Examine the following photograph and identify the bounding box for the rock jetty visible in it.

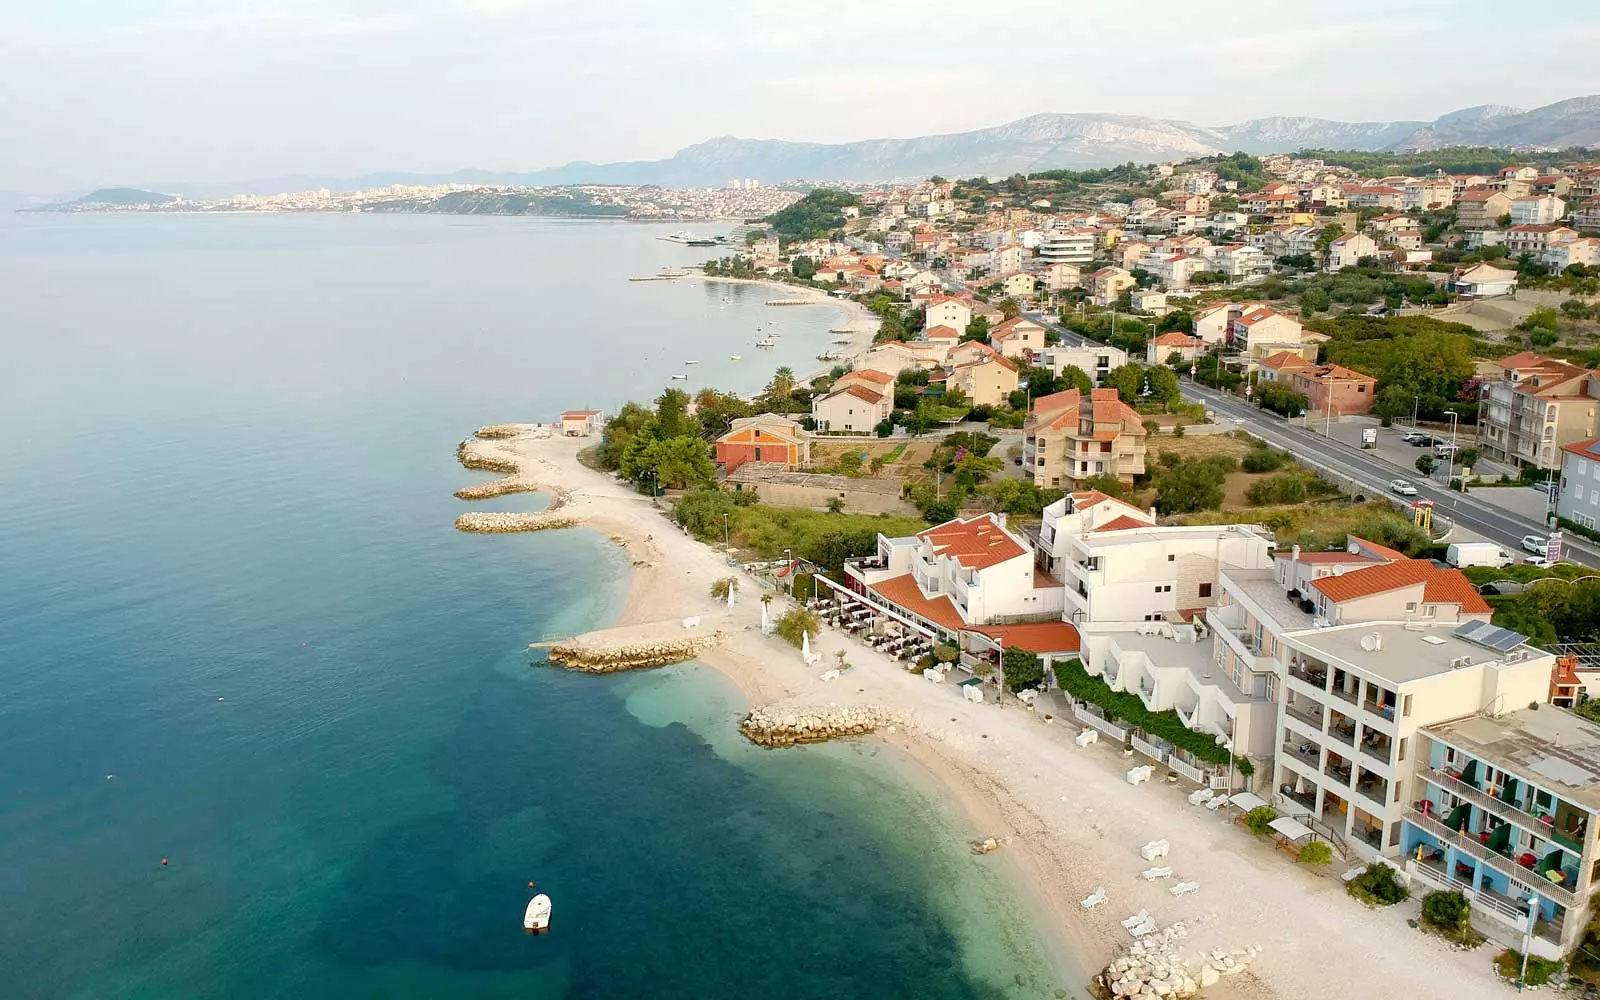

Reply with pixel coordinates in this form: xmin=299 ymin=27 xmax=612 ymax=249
xmin=473 ymin=424 xmax=522 ymax=439
xmin=453 ymin=480 xmax=546 ymax=501
xmin=1097 ymin=924 xmax=1261 ymax=999
xmin=547 ymin=631 xmax=728 ymax=673
xmin=739 ymin=705 xmax=902 ymax=747
xmin=456 ymin=439 xmax=519 ymax=474
xmin=455 ymin=512 xmax=578 ymax=534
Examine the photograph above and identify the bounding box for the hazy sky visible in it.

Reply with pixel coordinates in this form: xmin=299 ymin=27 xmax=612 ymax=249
xmin=3 ymin=0 xmax=1599 ymax=192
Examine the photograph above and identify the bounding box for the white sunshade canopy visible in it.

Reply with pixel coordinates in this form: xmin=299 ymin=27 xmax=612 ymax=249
xmin=1268 ymin=816 xmax=1315 ymax=842
xmin=1228 ymin=792 xmax=1267 ymax=814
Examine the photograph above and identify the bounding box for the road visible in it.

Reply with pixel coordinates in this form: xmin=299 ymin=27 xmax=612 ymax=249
xmin=1181 ymin=380 xmax=1597 ymax=568
xmin=1009 ymin=300 xmax=1595 ymax=567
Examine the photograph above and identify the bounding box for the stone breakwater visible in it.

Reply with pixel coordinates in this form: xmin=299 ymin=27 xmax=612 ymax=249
xmin=453 ymin=480 xmax=546 ymax=501
xmin=473 ymin=424 xmax=522 ymax=439
xmin=738 ymin=705 xmax=903 ymax=747
xmin=455 ymin=512 xmax=579 ymax=534
xmin=456 ymin=439 xmax=519 ymax=474
xmin=1097 ymin=924 xmax=1261 ymax=999
xmin=547 ymin=631 xmax=729 ymax=673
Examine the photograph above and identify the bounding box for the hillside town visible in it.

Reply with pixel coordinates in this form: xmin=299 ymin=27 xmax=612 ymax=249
xmin=552 ymin=147 xmax=1600 ymax=989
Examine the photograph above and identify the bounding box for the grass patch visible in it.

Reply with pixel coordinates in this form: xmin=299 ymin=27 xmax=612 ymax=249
xmin=1172 ymin=501 xmax=1434 ymax=556
xmin=1494 ymin=949 xmax=1563 ymax=987
xmin=1460 ymin=562 xmax=1590 ymax=586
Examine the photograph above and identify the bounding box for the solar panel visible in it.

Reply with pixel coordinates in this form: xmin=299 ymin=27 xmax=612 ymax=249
xmin=1454 ymin=619 xmax=1528 ymax=653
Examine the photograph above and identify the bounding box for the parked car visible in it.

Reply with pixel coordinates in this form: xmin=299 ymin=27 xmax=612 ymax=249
xmin=1526 ymin=557 xmax=1556 ymax=569
xmin=1389 ymin=479 xmax=1419 ymax=497
xmin=1408 ymin=435 xmax=1435 ymax=447
xmin=1401 ymin=430 xmax=1426 ymax=443
xmin=1533 ymin=481 xmax=1559 ymax=496
xmin=1434 ymin=441 xmax=1459 ymax=456
xmin=1522 ymin=534 xmax=1549 ymax=556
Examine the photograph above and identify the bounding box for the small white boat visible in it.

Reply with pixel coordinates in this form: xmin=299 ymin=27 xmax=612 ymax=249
xmin=524 ymin=893 xmax=551 ymax=933
xmin=684 ymin=360 xmax=700 ymax=365
xmin=729 ymin=354 xmax=742 ymax=361
xmin=755 ymin=337 xmax=777 ymax=348
xmin=671 ymin=372 xmax=689 ymax=380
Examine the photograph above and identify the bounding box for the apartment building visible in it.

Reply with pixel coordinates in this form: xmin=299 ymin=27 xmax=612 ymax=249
xmin=1037 ymin=228 xmax=1096 ymax=266
xmin=1479 ymin=351 xmax=1600 ymax=470
xmin=1204 ymin=243 xmax=1270 ymax=280
xmin=1228 ymin=305 xmax=1308 ymax=360
xmin=1402 ymin=179 xmax=1455 ymax=211
xmin=1557 ymin=436 xmax=1600 ymax=530
xmin=924 ymin=295 xmax=973 ymax=332
xmin=1039 ymin=261 xmax=1082 ymax=292
xmin=840 ymin=513 xmax=1070 ymax=642
xmin=1040 ymin=344 xmax=1130 ymax=385
xmin=1022 ymin=388 xmax=1148 ymax=489
xmin=1147 ymin=332 xmax=1204 ymax=366
xmin=1510 ymin=195 xmax=1568 ymax=226
xmin=1453 ymin=262 xmax=1520 ymax=297
xmin=1326 ymin=232 xmax=1381 ymax=270
xmin=1401 ymin=707 xmax=1600 ymax=959
xmin=1285 ymin=363 xmax=1378 ymax=417
xmin=1545 ymin=237 xmax=1600 ymax=272
xmin=1506 ymin=225 xmax=1578 ymax=256
xmin=1140 ymin=252 xmax=1207 ymax=290
xmin=1085 ymin=266 xmax=1137 ymax=306
xmin=945 ymin=345 xmax=1020 ymax=408
xmin=1457 ymin=188 xmax=1515 ymax=229
xmin=811 ymin=371 xmax=893 ymax=434
xmin=988 ymin=317 xmax=1047 ymax=359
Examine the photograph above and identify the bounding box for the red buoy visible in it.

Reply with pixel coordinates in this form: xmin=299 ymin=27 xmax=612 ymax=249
xmin=161 ymin=858 xmax=169 ymax=866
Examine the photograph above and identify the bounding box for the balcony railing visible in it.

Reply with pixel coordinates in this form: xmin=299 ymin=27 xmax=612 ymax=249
xmin=1407 ymin=807 xmax=1580 ymax=907
xmin=1360 ymin=740 xmax=1393 ymax=765
xmin=1362 ymin=699 xmax=1397 ymax=722
xmin=1325 ymin=763 xmax=1353 ymax=787
xmin=1421 ymin=768 xmax=1570 ymax=845
xmin=1287 ymin=663 xmax=1327 ymax=690
xmin=1329 ymin=687 xmax=1359 ymax=706
xmin=1285 ymin=700 xmax=1324 ymax=730
xmin=1327 ymin=722 xmax=1356 ymax=746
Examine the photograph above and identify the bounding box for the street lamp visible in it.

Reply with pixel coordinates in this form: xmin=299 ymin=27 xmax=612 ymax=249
xmin=1445 ymin=409 xmax=1460 ymax=491
xmin=723 ymin=512 xmax=731 ymax=553
xmin=1216 ymin=732 xmax=1234 ymax=802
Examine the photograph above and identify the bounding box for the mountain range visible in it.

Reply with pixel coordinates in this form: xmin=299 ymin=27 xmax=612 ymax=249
xmin=45 ymin=95 xmax=1600 ymax=200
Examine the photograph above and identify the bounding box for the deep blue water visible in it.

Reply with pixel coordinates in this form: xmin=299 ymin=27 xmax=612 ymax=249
xmin=0 ymin=214 xmax=1057 ymax=1000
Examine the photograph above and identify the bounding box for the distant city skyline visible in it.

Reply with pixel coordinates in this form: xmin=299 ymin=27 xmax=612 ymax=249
xmin=4 ymin=0 xmax=1599 ymax=192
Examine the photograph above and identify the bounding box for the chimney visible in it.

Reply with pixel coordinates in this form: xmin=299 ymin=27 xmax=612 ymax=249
xmin=1149 ymin=507 xmax=1157 ymax=521
xmin=1292 ymin=544 xmax=1301 ymax=563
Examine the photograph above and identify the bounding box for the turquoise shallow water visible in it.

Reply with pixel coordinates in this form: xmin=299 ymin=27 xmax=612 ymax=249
xmin=0 ymin=214 xmax=1062 ymax=999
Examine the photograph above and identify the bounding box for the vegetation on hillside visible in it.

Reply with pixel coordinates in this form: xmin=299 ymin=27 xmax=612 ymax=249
xmin=763 ymin=188 xmax=861 ymax=241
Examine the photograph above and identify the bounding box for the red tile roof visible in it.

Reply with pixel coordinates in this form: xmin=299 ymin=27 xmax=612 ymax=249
xmin=868 ymin=574 xmax=965 ymax=631
xmin=969 ymin=622 xmax=1082 ymax=654
xmin=1348 ymin=536 xmax=1408 ymax=561
xmin=918 ymin=515 xmax=1027 ymax=570
xmin=832 ymin=385 xmax=886 ymax=405
xmin=1093 ymin=514 xmax=1150 ymax=532
xmin=1308 ymin=558 xmax=1489 ymax=613
xmin=839 ymin=368 xmax=893 ymax=386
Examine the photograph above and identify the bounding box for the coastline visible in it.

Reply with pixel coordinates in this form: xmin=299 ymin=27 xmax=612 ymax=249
xmin=687 ymin=273 xmax=879 ymax=381
xmin=458 ymin=429 xmax=1523 ymax=1000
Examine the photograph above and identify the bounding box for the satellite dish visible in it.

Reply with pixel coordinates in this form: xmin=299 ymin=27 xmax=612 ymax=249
xmin=1347 ymin=541 xmax=1360 ymax=555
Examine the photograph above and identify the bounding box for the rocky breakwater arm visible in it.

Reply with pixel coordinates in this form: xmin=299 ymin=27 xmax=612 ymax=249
xmin=547 ymin=629 xmax=729 ymax=673
xmin=455 ymin=512 xmax=579 ymax=533
xmin=739 ymin=705 xmax=904 ymax=747
xmin=452 ymin=434 xmax=573 ymax=528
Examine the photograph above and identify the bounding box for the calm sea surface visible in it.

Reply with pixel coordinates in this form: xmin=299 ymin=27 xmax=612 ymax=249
xmin=0 ymin=214 xmax=1061 ymax=999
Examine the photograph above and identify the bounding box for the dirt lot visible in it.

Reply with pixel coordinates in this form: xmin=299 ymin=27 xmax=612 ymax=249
xmin=1137 ymin=432 xmax=1284 ymax=508
xmin=810 ymin=439 xmax=939 ymax=482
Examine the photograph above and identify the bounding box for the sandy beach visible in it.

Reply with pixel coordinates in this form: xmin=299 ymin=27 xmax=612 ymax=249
xmin=459 ymin=430 xmax=1518 ymax=1000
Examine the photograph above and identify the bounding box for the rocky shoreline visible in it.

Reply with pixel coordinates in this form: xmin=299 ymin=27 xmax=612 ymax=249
xmin=738 ymin=705 xmax=903 ymax=747
xmin=1096 ymin=924 xmax=1261 ymax=999
xmin=455 ymin=512 xmax=579 ymax=534
xmin=547 ymin=631 xmax=729 ymax=673
xmin=473 ymin=424 xmax=522 ymax=440
xmin=456 ymin=439 xmax=520 ymax=474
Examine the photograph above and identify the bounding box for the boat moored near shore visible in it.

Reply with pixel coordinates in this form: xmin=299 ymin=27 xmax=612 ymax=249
xmin=524 ymin=892 xmax=552 ymax=934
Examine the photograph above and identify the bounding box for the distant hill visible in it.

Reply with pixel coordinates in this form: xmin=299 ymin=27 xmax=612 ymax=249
xmin=72 ymin=188 xmax=176 ymax=206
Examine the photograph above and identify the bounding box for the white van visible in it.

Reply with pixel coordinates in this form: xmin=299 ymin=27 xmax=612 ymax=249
xmin=1445 ymin=542 xmax=1513 ymax=569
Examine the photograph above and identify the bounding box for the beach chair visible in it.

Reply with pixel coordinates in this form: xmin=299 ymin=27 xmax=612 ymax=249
xmin=1170 ymin=881 xmax=1200 ymax=897
xmin=1187 ymin=788 xmax=1214 ymax=807
xmin=1120 ymin=909 xmax=1151 ymax=931
xmin=1080 ymin=887 xmax=1108 ymax=910
xmin=1126 ymin=764 xmax=1153 ymax=786
xmin=1139 ymin=866 xmax=1174 ymax=881
xmin=1129 ymin=916 xmax=1158 ymax=938
xmin=1074 ymin=728 xmax=1098 ymax=748
xmin=1204 ymin=794 xmax=1229 ymax=812
xmin=1138 ymin=839 xmax=1171 ymax=861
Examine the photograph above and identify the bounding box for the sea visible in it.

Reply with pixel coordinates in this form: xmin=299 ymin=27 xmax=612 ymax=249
xmin=0 ymin=213 xmax=1068 ymax=1000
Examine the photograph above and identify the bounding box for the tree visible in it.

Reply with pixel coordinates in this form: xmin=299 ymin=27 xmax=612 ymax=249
xmin=1104 ymin=363 xmax=1145 ymax=403
xmin=1346 ymin=863 xmax=1409 ymax=906
xmin=1300 ymin=288 xmax=1331 ymax=315
xmin=1146 ymin=365 xmax=1181 ymax=407
xmin=1314 ymin=223 xmax=1345 ymax=254
xmin=763 ymin=187 xmax=862 ymax=240
xmin=922 ymin=497 xmax=959 ymax=523
xmin=1415 ymin=455 xmax=1437 ymax=476
xmin=766 ymin=366 xmax=797 ymax=405
xmin=1077 ymin=473 xmax=1127 ymax=498
xmin=1457 ymin=446 xmax=1481 ymax=471
xmin=774 ymin=608 xmax=820 ymax=649
xmin=641 ymin=436 xmax=717 ymax=490
xmin=672 ymin=486 xmax=738 ymax=539
xmin=1155 ymin=461 xmax=1227 ymax=514
xmin=1059 ymin=365 xmax=1095 ymax=394
xmin=1001 ymin=646 xmax=1045 ymax=692
xmin=791 ymin=255 xmax=818 ymax=280
xmin=743 ymin=229 xmax=767 ymax=246
xmin=654 ymin=387 xmax=696 ymax=439
xmin=1372 ymin=385 xmax=1412 ymax=425
xmin=963 ymin=315 xmax=991 ymax=342
xmin=709 ymin=577 xmax=739 ymax=599
xmin=998 ymin=298 xmax=1022 ymax=320
xmin=1298 ymin=841 xmax=1333 ymax=866
xmin=1245 ymin=805 xmax=1279 ymax=836
xmin=596 ymin=401 xmax=656 ymax=470
xmin=1421 ymin=891 xmax=1472 ymax=934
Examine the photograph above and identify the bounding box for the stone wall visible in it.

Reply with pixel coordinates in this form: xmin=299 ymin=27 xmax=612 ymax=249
xmin=739 ymin=705 xmax=903 ymax=747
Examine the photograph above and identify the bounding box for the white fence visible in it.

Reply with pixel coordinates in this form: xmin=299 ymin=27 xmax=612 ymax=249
xmin=1168 ymin=756 xmax=1206 ymax=784
xmin=1073 ymin=705 xmax=1128 ymax=742
xmin=1130 ymin=735 xmax=1170 ymax=764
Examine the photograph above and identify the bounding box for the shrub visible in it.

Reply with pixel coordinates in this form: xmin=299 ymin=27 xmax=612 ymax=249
xmin=1298 ymin=841 xmax=1333 ymax=866
xmin=773 ymin=608 xmax=820 ymax=649
xmin=709 ymin=577 xmax=739 ymax=600
xmin=1001 ymin=646 xmax=1045 ymax=692
xmin=1346 ymin=863 xmax=1409 ymax=906
xmin=932 ymin=643 xmax=960 ymax=664
xmin=1494 ymin=949 xmax=1563 ymax=986
xmin=1247 ymin=473 xmax=1309 ymax=505
xmin=1245 ymin=806 xmax=1278 ymax=836
xmin=1241 ymin=448 xmax=1289 ymax=473
xmin=1421 ymin=890 xmax=1471 ymax=933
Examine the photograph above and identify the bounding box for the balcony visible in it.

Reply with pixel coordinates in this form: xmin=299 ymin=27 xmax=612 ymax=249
xmin=1355 ymin=770 xmax=1390 ymax=809
xmin=1284 ymin=698 xmax=1324 ymax=731
xmin=1326 ymin=717 xmax=1356 ymax=747
xmin=1359 ymin=733 xmax=1394 ymax=765
xmin=1408 ymin=807 xmax=1580 ymax=908
xmin=1324 ymin=758 xmax=1353 ymax=787
xmin=1287 ymin=662 xmax=1327 ymax=690
xmin=1420 ymin=768 xmax=1577 ymax=845
xmin=1361 ymin=697 xmax=1397 ymax=723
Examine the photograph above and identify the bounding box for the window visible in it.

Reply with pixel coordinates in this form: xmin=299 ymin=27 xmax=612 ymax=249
xmin=1402 ymin=694 xmax=1413 ymax=718
xmin=1168 ymin=554 xmax=1176 ymax=562
xmin=1424 ymin=605 xmax=1436 ymax=617
xmin=1405 ymin=602 xmax=1417 ymax=613
xmin=1199 ymin=583 xmax=1212 ymax=598
xmin=1579 ymin=485 xmax=1586 ymax=501
xmin=1398 ymin=737 xmax=1408 ymax=762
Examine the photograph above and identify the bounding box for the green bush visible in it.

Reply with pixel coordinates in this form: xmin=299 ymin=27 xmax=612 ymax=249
xmin=1346 ymin=863 xmax=1409 ymax=906
xmin=1051 ymin=659 xmax=1241 ymax=772
xmin=773 ymin=608 xmax=820 ymax=649
xmin=1494 ymin=949 xmax=1563 ymax=986
xmin=1001 ymin=646 xmax=1045 ymax=692
xmin=932 ymin=643 xmax=960 ymax=664
xmin=1298 ymin=841 xmax=1333 ymax=865
xmin=709 ymin=577 xmax=739 ymax=600
xmin=1421 ymin=890 xmax=1472 ymax=935
xmin=1241 ymin=449 xmax=1289 ymax=473
xmin=1245 ymin=806 xmax=1279 ymax=836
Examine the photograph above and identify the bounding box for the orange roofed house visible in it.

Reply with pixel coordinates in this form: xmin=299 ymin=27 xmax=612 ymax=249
xmin=1283 ymin=362 xmax=1377 ymax=416
xmin=835 ymin=512 xmax=1079 ymax=660
xmin=1023 ymin=388 xmax=1148 ymax=489
xmin=811 ymin=369 xmax=894 ymax=434
xmin=712 ymin=413 xmax=812 ymax=475
xmin=559 ymin=409 xmax=605 ymax=436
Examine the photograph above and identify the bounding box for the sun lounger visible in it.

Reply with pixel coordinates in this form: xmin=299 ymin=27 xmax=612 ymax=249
xmin=1120 ymin=909 xmax=1151 ymax=931
xmin=1170 ymin=881 xmax=1200 ymax=897
xmin=1204 ymin=794 xmax=1229 ymax=811
xmin=1139 ymin=839 xmax=1170 ymax=861
xmin=1074 ymin=729 xmax=1098 ymax=748
xmin=1187 ymin=788 xmax=1214 ymax=806
xmin=1129 ymin=916 xmax=1159 ymax=938
xmin=1140 ymin=866 xmax=1174 ymax=881
xmin=1126 ymin=764 xmax=1153 ymax=785
xmin=1080 ymin=887 xmax=1108 ymax=910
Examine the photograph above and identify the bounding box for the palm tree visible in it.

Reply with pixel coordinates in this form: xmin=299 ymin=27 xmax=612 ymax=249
xmin=767 ymin=366 xmax=797 ymax=401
